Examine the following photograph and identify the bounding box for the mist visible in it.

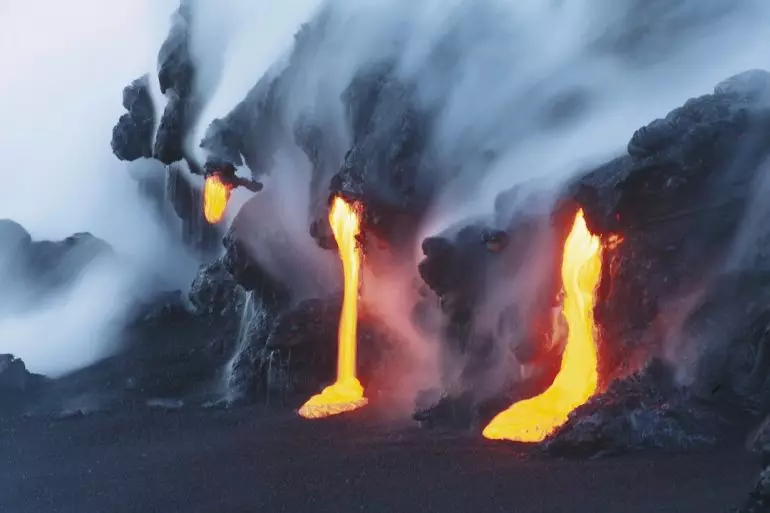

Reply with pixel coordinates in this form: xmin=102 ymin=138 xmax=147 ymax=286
xmin=180 ymin=0 xmax=770 ymax=404
xmin=3 ymin=0 xmax=769 ymax=386
xmin=0 ymin=0 xmax=193 ymax=376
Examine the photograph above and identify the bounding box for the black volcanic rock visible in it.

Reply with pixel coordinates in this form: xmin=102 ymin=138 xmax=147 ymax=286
xmin=0 ymin=221 xmax=112 ymax=310
xmin=199 ymin=17 xmax=437 ymax=255
xmin=544 ymin=360 xmax=737 ymax=457
xmin=327 ymin=64 xmax=435 ymax=252
xmin=413 ymin=70 xmax=770 ymax=434
xmin=260 ymin=295 xmax=402 ymax=398
xmin=0 ymin=355 xmax=46 ymax=416
xmin=111 ymin=75 xmax=156 ymax=162
xmin=164 ymin=164 xmax=221 ymax=257
xmin=199 ymin=72 xmax=283 ymax=174
xmin=573 ymin=69 xmax=770 ymax=382
xmin=198 ymin=12 xmax=333 ymax=176
xmin=154 ymin=3 xmax=196 ymax=166
xmin=736 ymin=414 xmax=770 ymax=512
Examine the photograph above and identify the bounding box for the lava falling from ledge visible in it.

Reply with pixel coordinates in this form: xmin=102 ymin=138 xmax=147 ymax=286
xmin=203 ymin=174 xmax=232 ymax=224
xmin=298 ymin=197 xmax=368 ymax=419
xmin=483 ymin=209 xmax=603 ymax=443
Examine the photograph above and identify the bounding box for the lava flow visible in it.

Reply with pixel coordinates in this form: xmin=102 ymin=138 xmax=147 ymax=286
xmin=203 ymin=174 xmax=232 ymax=224
xmin=483 ymin=209 xmax=603 ymax=443
xmin=298 ymin=197 xmax=368 ymax=419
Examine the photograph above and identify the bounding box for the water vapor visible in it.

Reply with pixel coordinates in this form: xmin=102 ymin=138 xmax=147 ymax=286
xmin=0 ymin=0 xmax=193 ymax=375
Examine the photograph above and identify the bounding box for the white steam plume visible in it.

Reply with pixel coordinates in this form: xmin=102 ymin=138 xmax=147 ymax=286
xmin=178 ymin=0 xmax=770 ymax=403
xmin=0 ymin=0 xmax=196 ymax=376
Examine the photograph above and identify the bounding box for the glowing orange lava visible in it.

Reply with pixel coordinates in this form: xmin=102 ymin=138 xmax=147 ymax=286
xmin=203 ymin=174 xmax=232 ymax=224
xmin=483 ymin=209 xmax=603 ymax=443
xmin=298 ymin=197 xmax=368 ymax=419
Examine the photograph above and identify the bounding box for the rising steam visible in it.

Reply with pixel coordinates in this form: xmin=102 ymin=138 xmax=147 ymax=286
xmin=3 ymin=0 xmax=770 ymax=389
xmin=0 ymin=0 xmax=195 ymax=375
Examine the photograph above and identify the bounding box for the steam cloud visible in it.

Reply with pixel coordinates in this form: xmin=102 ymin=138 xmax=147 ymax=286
xmin=0 ymin=0 xmax=194 ymax=376
xmin=2 ymin=0 xmax=770 ymax=388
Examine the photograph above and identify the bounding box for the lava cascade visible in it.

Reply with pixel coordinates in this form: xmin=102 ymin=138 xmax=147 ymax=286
xmin=298 ymin=197 xmax=368 ymax=419
xmin=203 ymin=174 xmax=232 ymax=224
xmin=483 ymin=209 xmax=603 ymax=442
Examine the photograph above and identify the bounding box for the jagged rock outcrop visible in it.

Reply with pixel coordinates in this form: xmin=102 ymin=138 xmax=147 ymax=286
xmin=574 ymin=69 xmax=770 ymax=383
xmin=544 ymin=360 xmax=742 ymax=457
xmin=0 ymin=355 xmax=46 ymax=415
xmin=0 ymin=220 xmax=112 ymax=311
xmin=412 ymin=70 xmax=770 ymax=434
xmin=102 ymin=2 xmax=770 ymax=473
xmin=327 ymin=64 xmax=435 ymax=252
xmin=111 ymin=75 xmax=155 ymax=162
xmin=735 ymin=413 xmax=770 ymax=512
xmin=154 ymin=2 xmax=198 ymax=166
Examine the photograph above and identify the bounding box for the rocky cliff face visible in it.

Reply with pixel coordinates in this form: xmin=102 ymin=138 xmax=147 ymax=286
xmin=5 ymin=0 xmax=747 ymax=477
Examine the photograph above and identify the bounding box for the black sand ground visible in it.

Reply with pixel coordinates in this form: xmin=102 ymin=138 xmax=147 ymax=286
xmin=0 ymin=405 xmax=759 ymax=513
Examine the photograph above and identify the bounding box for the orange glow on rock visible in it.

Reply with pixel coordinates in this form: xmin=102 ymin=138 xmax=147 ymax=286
xmin=203 ymin=174 xmax=232 ymax=224
xmin=298 ymin=197 xmax=368 ymax=419
xmin=604 ymin=233 xmax=624 ymax=251
xmin=483 ymin=209 xmax=603 ymax=443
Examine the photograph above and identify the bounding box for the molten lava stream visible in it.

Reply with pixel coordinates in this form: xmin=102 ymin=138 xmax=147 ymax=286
xmin=483 ymin=209 xmax=603 ymax=443
xmin=298 ymin=197 xmax=368 ymax=419
xmin=203 ymin=174 xmax=232 ymax=224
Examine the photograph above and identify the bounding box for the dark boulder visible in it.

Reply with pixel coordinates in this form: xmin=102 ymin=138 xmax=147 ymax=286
xmin=111 ymin=75 xmax=155 ymax=162
xmin=574 ymin=69 xmax=770 ymax=382
xmin=735 ymin=414 xmax=770 ymax=512
xmin=0 ymin=355 xmax=46 ymax=415
xmin=544 ymin=360 xmax=740 ymax=457
xmin=325 ymin=64 xmax=435 ymax=254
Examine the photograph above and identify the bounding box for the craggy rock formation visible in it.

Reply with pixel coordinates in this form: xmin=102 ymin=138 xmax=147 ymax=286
xmin=544 ymin=360 xmax=743 ymax=457
xmin=95 ymin=4 xmax=770 ymax=490
xmin=572 ymin=70 xmax=770 ymax=392
xmin=413 ymin=70 xmax=770 ymax=437
xmin=109 ymin=1 xmax=224 ymax=259
xmin=736 ymin=413 xmax=770 ymax=512
xmin=110 ymin=0 xmax=201 ymax=169
xmin=111 ymin=75 xmax=155 ymax=162
xmin=164 ymin=164 xmax=221 ymax=257
xmin=154 ymin=2 xmax=198 ymax=167
xmin=0 ymin=355 xmax=46 ymax=415
xmin=0 ymin=220 xmax=112 ymax=312
xmin=328 ymin=65 xmax=435 ymax=252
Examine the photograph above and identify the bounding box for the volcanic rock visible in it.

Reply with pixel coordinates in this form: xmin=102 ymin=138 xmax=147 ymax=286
xmin=574 ymin=69 xmax=770 ymax=383
xmin=736 ymin=414 xmax=770 ymax=512
xmin=199 ymin=15 xmax=438 ymax=255
xmin=198 ymin=13 xmax=334 ymax=177
xmin=260 ymin=295 xmax=401 ymax=399
xmin=164 ymin=164 xmax=221 ymax=257
xmin=153 ymin=2 xmax=197 ymax=166
xmin=111 ymin=75 xmax=155 ymax=162
xmin=0 ymin=355 xmax=45 ymax=415
xmin=40 ymin=266 xmax=248 ymax=412
xmin=0 ymin=221 xmax=112 ymax=311
xmin=413 ymin=70 xmax=770 ymax=436
xmin=327 ymin=63 xmax=435 ymax=252
xmin=543 ymin=360 xmax=737 ymax=457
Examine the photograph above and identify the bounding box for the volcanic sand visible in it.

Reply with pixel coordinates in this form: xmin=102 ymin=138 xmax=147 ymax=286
xmin=0 ymin=405 xmax=757 ymax=513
